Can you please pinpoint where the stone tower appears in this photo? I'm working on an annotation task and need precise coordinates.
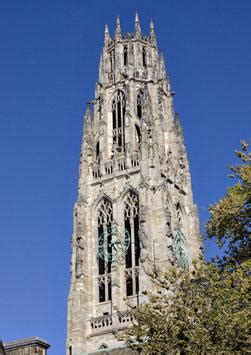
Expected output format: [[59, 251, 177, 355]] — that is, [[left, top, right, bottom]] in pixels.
[[67, 15, 201, 354]]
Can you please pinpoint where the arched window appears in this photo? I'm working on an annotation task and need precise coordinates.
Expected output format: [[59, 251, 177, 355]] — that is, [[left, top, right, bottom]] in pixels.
[[123, 45, 128, 66], [137, 90, 143, 119], [112, 91, 126, 150], [124, 191, 140, 296], [110, 50, 115, 72], [142, 46, 147, 67], [96, 141, 100, 161], [135, 124, 141, 146], [97, 199, 113, 302]]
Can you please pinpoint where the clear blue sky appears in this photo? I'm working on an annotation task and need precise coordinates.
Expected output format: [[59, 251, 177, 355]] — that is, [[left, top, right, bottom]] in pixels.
[[0, 0, 250, 353]]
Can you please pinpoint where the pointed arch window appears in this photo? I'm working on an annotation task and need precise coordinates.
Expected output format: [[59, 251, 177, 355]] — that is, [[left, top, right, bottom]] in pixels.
[[110, 49, 115, 72], [142, 46, 147, 67], [96, 141, 100, 162], [137, 90, 143, 119], [135, 124, 141, 148], [112, 91, 125, 151], [124, 191, 140, 296], [97, 199, 113, 302], [123, 45, 128, 66]]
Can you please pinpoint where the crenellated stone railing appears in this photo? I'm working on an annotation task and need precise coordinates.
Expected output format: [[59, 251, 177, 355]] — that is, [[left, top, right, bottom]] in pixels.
[[92, 152, 140, 180], [131, 152, 140, 167], [104, 160, 113, 175], [90, 314, 113, 331], [117, 310, 134, 324], [89, 310, 134, 335], [93, 163, 101, 179], [117, 156, 126, 171]]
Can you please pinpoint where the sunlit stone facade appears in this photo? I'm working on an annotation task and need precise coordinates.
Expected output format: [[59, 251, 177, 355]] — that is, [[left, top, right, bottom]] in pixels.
[[67, 15, 202, 354]]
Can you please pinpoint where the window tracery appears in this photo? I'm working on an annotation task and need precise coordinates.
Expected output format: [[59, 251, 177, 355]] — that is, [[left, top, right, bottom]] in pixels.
[[112, 91, 125, 151], [142, 46, 147, 67], [137, 90, 143, 119], [135, 124, 141, 148], [123, 45, 128, 66], [96, 141, 100, 162], [124, 191, 140, 296], [97, 199, 113, 302], [110, 49, 115, 72]]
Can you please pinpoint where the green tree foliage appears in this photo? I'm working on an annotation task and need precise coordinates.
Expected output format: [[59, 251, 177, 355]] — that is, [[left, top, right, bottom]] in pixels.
[[206, 141, 251, 265], [121, 261, 250, 354], [121, 142, 250, 353]]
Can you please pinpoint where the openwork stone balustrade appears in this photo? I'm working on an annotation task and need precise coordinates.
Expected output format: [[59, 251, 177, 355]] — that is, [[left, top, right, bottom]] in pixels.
[[90, 310, 134, 335], [92, 153, 140, 179]]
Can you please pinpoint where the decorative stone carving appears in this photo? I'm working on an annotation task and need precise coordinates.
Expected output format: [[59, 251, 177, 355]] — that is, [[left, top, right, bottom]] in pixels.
[[178, 155, 186, 185], [166, 150, 174, 175], [67, 16, 201, 354], [175, 202, 183, 229], [76, 235, 85, 278], [139, 205, 148, 263]]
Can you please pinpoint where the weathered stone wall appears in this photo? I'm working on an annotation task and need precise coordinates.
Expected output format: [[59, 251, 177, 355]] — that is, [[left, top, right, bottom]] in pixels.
[[67, 15, 202, 354]]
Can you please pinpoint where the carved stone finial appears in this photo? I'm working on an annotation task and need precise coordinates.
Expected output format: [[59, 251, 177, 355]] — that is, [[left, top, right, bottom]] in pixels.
[[115, 16, 121, 38], [135, 13, 141, 36], [150, 19, 156, 45], [76, 235, 85, 278], [104, 24, 110, 45]]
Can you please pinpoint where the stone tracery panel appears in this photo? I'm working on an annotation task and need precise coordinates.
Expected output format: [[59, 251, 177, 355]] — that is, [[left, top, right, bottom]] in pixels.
[[97, 198, 113, 302], [124, 190, 140, 296], [112, 90, 125, 151]]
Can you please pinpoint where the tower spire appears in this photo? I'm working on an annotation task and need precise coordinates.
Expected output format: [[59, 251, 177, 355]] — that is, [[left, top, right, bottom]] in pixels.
[[84, 103, 91, 121], [159, 51, 166, 79], [135, 13, 141, 36], [115, 16, 121, 39], [82, 103, 92, 145], [67, 16, 202, 354], [150, 19, 156, 45], [104, 24, 110, 46]]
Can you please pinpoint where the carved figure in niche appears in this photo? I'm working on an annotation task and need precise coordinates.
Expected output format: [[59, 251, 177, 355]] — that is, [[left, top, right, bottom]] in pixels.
[[76, 217, 84, 236], [97, 94, 103, 112], [76, 235, 85, 277], [87, 146, 92, 157], [178, 155, 186, 185], [166, 150, 174, 175], [179, 155, 185, 170], [139, 227, 148, 262], [139, 205, 148, 262]]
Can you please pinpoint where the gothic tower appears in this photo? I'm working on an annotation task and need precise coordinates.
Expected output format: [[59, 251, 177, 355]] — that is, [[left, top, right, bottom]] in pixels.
[[67, 15, 201, 354]]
